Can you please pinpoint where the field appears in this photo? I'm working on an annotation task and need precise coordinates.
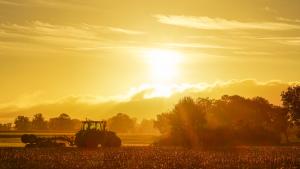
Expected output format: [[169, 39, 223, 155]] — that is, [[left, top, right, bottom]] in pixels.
[[0, 146, 299, 169], [0, 132, 299, 169]]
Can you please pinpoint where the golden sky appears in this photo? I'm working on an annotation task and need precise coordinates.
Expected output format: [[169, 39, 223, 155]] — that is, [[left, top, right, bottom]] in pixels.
[[0, 0, 300, 121]]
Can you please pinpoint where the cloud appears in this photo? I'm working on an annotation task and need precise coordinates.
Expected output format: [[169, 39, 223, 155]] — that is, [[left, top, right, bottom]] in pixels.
[[264, 6, 277, 13], [1, 79, 299, 123], [280, 40, 300, 46], [158, 42, 228, 49], [0, 0, 23, 6], [0, 21, 145, 51], [252, 36, 300, 46], [0, 21, 144, 39], [0, 0, 93, 10], [155, 15, 300, 30], [277, 17, 300, 23], [237, 36, 300, 47], [108, 27, 145, 35], [233, 51, 271, 56], [0, 91, 44, 108]]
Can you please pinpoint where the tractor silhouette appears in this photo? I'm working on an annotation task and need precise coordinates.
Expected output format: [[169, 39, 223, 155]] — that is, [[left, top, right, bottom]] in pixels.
[[21, 120, 121, 148], [74, 120, 121, 148]]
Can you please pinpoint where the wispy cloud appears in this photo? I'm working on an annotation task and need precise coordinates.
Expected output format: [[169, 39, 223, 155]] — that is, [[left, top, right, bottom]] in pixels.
[[264, 6, 277, 13], [279, 40, 300, 46], [155, 15, 300, 30], [233, 51, 271, 56], [277, 17, 300, 23], [108, 27, 145, 35], [158, 42, 228, 49], [0, 0, 23, 6], [0, 0, 91, 9], [0, 21, 145, 38], [252, 36, 300, 46], [0, 21, 145, 50]]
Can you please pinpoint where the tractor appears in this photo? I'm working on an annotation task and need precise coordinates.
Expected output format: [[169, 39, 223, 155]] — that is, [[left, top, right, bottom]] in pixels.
[[74, 120, 121, 148], [21, 120, 121, 148]]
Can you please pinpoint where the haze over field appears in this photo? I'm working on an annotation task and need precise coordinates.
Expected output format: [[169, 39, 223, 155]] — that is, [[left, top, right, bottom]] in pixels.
[[1, 0, 300, 122]]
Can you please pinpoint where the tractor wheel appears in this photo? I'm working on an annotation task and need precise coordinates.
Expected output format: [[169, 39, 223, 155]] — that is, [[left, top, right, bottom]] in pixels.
[[21, 134, 37, 144], [101, 131, 121, 147], [75, 130, 103, 148], [74, 130, 86, 148]]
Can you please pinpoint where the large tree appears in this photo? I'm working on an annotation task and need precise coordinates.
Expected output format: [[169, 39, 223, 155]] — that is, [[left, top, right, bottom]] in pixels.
[[107, 113, 136, 133], [154, 113, 171, 134], [32, 113, 48, 130], [281, 85, 300, 125], [155, 97, 207, 147], [14, 116, 31, 131], [48, 113, 76, 131], [270, 106, 290, 143], [136, 119, 158, 134], [155, 95, 287, 147]]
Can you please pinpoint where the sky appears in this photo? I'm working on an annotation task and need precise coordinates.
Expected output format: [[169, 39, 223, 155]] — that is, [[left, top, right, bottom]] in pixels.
[[0, 0, 300, 122]]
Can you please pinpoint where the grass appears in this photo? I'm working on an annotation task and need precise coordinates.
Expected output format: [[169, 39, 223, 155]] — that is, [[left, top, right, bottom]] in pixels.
[[0, 146, 299, 169]]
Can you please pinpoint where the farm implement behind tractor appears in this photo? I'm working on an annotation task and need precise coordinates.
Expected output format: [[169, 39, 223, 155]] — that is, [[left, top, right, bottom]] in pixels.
[[21, 134, 74, 148]]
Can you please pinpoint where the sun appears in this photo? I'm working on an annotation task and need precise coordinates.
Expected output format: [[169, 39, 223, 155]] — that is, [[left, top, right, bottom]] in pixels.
[[144, 49, 182, 83]]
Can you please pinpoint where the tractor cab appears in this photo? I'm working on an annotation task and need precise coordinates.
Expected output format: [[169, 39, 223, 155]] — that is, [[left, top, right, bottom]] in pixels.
[[81, 120, 107, 131]]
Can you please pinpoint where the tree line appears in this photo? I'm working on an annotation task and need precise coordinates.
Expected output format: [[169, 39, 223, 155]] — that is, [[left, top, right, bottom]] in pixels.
[[12, 113, 81, 131], [1, 85, 299, 146], [153, 86, 300, 147], [0, 112, 158, 134]]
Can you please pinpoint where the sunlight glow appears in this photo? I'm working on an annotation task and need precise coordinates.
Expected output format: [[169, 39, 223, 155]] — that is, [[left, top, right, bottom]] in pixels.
[[144, 49, 183, 83]]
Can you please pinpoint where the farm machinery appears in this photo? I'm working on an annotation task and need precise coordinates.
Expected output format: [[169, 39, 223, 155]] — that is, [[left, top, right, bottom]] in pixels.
[[21, 134, 73, 148], [75, 120, 121, 148], [21, 120, 121, 148]]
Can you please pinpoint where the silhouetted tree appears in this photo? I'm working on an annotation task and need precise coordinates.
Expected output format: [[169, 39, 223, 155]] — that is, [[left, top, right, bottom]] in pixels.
[[211, 95, 282, 145], [270, 106, 290, 143], [107, 113, 136, 133], [14, 116, 31, 131], [171, 97, 207, 147], [155, 97, 207, 147], [48, 113, 77, 131], [211, 95, 271, 126], [32, 113, 48, 130], [0, 123, 12, 131], [71, 119, 82, 130], [281, 85, 300, 125], [154, 113, 171, 134], [136, 119, 158, 134], [155, 95, 286, 147]]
